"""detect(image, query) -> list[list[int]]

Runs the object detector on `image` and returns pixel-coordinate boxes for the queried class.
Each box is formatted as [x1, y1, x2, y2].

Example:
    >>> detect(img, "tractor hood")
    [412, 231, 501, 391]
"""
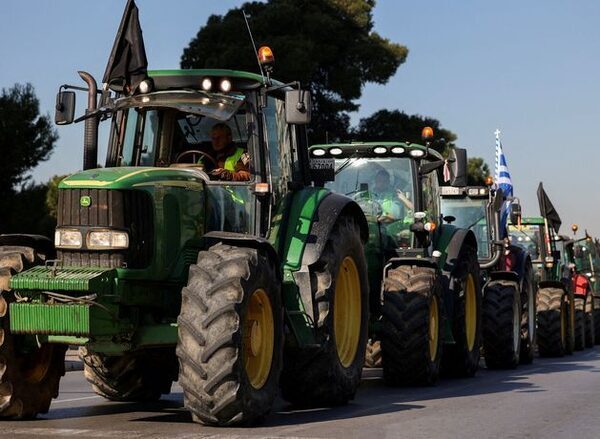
[59, 167, 208, 190]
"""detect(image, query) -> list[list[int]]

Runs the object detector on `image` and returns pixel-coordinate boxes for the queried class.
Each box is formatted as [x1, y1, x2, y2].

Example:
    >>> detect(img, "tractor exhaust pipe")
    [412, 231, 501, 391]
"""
[78, 71, 98, 170]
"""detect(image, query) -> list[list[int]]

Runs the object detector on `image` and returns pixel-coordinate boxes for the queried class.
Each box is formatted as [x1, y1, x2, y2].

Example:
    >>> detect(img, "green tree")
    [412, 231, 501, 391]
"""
[181, 0, 408, 142]
[46, 174, 69, 221]
[467, 157, 491, 186]
[0, 83, 58, 232]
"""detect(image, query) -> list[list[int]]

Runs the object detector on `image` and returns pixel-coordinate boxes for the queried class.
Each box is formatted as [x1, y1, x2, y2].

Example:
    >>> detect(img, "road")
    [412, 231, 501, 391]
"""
[3, 350, 600, 438]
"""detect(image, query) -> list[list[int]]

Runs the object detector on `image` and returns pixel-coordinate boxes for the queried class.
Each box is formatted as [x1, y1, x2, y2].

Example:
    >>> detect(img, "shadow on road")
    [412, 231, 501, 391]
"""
[38, 348, 600, 429]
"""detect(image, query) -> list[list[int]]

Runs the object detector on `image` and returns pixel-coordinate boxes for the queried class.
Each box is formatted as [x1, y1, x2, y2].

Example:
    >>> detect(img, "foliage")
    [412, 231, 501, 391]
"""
[46, 175, 69, 220]
[467, 157, 491, 186]
[181, 0, 408, 143]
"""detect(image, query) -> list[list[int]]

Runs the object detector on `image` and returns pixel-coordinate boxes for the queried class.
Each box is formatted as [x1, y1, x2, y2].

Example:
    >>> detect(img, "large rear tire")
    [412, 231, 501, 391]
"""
[81, 347, 177, 401]
[519, 266, 536, 364]
[280, 217, 369, 407]
[0, 245, 66, 418]
[482, 282, 521, 369]
[442, 247, 482, 377]
[380, 266, 443, 386]
[176, 244, 282, 426]
[574, 297, 586, 351]
[537, 287, 568, 357]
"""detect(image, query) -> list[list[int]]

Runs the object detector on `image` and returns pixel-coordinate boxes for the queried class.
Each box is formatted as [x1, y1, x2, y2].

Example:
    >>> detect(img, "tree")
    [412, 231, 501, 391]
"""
[46, 175, 69, 221]
[0, 83, 58, 231]
[467, 157, 491, 186]
[350, 109, 457, 149]
[181, 0, 408, 143]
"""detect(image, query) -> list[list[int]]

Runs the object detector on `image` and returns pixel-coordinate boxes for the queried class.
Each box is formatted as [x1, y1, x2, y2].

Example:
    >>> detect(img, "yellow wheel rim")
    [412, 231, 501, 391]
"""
[429, 296, 440, 361]
[464, 274, 477, 352]
[334, 256, 362, 368]
[243, 289, 274, 390]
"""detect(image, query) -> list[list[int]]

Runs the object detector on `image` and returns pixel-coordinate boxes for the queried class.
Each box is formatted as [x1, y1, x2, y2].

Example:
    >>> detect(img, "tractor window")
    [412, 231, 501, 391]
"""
[119, 109, 139, 166]
[442, 197, 490, 259]
[139, 110, 159, 166]
[326, 157, 415, 248]
[117, 109, 160, 167]
[509, 224, 541, 261]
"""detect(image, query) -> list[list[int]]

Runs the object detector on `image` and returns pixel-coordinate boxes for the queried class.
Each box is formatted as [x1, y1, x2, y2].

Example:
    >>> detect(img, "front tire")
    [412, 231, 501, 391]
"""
[280, 216, 369, 407]
[0, 245, 66, 419]
[584, 294, 595, 348]
[520, 267, 536, 364]
[176, 244, 282, 426]
[482, 282, 521, 369]
[380, 266, 443, 386]
[574, 297, 586, 351]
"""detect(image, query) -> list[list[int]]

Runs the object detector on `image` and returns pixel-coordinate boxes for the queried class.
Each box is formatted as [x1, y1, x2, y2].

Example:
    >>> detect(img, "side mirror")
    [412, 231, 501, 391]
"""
[492, 188, 504, 212]
[285, 89, 311, 125]
[55, 91, 76, 125]
[449, 147, 468, 187]
[510, 202, 522, 225]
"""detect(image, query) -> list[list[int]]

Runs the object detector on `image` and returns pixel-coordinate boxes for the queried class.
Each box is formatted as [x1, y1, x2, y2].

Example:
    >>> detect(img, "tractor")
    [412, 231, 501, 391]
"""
[309, 134, 482, 386]
[508, 212, 576, 357]
[440, 183, 536, 368]
[0, 51, 373, 425]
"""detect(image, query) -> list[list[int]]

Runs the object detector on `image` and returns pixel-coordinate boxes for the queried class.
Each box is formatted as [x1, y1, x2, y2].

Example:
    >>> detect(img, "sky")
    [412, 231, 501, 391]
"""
[1, 0, 599, 238]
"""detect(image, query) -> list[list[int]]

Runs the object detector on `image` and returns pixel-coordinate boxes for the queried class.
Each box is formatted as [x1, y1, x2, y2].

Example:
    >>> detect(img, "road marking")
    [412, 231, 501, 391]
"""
[52, 395, 102, 404]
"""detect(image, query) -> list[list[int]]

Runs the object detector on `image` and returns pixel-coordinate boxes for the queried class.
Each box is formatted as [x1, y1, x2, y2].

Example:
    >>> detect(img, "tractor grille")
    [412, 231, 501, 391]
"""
[57, 189, 154, 268]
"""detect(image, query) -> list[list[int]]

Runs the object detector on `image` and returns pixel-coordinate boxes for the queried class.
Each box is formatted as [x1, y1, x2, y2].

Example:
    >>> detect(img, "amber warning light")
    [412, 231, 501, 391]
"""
[258, 46, 275, 66]
[421, 126, 434, 140]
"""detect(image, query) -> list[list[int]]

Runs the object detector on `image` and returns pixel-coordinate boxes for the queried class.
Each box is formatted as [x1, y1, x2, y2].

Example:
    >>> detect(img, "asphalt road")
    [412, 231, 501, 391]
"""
[3, 350, 600, 439]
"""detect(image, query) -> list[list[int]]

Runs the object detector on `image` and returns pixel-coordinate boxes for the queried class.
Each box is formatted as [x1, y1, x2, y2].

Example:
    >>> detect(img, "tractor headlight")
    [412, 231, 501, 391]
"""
[54, 229, 83, 249]
[87, 230, 129, 250]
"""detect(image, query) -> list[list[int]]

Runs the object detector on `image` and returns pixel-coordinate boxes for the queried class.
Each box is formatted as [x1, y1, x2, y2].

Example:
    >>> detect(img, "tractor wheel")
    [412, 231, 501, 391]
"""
[537, 287, 568, 357]
[442, 247, 482, 377]
[593, 296, 600, 344]
[365, 339, 382, 368]
[519, 266, 536, 364]
[176, 244, 282, 426]
[585, 295, 595, 348]
[0, 245, 66, 418]
[380, 266, 443, 386]
[574, 297, 586, 351]
[280, 216, 368, 407]
[482, 282, 521, 369]
[81, 347, 177, 401]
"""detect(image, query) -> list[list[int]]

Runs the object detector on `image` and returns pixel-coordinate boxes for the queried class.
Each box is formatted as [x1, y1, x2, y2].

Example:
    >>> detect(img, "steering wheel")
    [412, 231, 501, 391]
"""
[175, 149, 217, 166]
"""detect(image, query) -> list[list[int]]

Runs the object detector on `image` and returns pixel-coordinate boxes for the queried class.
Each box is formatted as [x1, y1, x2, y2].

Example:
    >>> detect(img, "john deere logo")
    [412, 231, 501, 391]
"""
[80, 196, 92, 207]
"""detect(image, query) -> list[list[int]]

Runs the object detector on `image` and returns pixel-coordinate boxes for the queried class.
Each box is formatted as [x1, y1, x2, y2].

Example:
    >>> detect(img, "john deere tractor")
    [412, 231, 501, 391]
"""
[0, 54, 372, 425]
[508, 211, 575, 357]
[310, 135, 482, 385]
[441, 184, 536, 368]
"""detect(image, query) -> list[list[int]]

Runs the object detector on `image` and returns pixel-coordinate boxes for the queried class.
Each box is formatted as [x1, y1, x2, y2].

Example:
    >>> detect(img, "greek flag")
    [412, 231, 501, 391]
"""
[494, 130, 513, 198]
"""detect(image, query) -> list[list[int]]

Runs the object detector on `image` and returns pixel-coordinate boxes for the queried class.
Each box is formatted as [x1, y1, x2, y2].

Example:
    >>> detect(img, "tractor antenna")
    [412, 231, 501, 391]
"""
[242, 10, 265, 83]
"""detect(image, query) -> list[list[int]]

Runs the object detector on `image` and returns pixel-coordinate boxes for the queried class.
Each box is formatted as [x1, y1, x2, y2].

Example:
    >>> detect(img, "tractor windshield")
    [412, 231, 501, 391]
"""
[442, 197, 490, 259]
[325, 157, 415, 248]
[508, 224, 541, 262]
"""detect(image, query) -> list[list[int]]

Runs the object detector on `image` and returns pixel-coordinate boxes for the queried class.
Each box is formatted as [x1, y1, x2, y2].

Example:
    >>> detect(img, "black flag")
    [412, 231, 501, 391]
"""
[103, 0, 147, 93]
[537, 182, 562, 232]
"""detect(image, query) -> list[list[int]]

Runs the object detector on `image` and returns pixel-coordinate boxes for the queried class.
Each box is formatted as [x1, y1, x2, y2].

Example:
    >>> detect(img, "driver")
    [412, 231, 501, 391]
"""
[373, 169, 403, 222]
[207, 123, 251, 181]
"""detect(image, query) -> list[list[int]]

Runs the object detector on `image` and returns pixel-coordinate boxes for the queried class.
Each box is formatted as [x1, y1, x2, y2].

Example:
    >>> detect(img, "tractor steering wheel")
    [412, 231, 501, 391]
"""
[175, 150, 217, 166]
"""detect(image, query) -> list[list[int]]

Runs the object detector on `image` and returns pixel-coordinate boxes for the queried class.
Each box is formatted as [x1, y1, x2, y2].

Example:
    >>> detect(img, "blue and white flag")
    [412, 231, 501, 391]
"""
[494, 129, 513, 198]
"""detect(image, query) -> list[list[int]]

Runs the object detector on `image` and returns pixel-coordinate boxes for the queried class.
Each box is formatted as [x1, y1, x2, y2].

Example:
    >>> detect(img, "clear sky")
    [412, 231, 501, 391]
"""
[2, 0, 599, 238]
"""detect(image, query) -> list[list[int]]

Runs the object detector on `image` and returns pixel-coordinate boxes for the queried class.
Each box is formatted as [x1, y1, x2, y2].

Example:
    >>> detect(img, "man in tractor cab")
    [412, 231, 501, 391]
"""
[372, 169, 413, 223]
[207, 123, 251, 181]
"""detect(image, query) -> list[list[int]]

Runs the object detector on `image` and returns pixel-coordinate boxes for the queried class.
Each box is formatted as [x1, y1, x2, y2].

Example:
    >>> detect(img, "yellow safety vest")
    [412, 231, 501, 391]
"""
[224, 148, 245, 172]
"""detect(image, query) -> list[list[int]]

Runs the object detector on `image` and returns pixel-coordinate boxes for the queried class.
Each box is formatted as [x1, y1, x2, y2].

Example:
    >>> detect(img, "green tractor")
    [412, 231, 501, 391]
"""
[440, 185, 536, 368]
[508, 208, 575, 356]
[0, 55, 373, 424]
[310, 135, 482, 385]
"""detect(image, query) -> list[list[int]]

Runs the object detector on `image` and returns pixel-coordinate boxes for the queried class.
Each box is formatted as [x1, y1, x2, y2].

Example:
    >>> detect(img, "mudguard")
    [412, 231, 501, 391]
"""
[539, 280, 568, 292]
[0, 234, 55, 259]
[442, 228, 478, 276]
[300, 192, 369, 267]
[488, 270, 520, 284]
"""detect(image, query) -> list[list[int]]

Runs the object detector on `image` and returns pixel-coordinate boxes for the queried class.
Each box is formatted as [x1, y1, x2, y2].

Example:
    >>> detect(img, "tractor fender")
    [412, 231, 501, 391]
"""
[487, 270, 520, 284]
[538, 280, 568, 293]
[202, 231, 282, 281]
[442, 228, 478, 277]
[0, 234, 55, 259]
[300, 192, 369, 267]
